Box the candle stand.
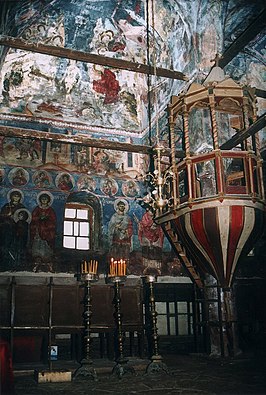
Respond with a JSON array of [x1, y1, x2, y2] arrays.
[[74, 272, 98, 381], [144, 275, 168, 374], [109, 275, 134, 379]]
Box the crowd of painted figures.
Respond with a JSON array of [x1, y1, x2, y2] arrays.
[[0, 189, 167, 273], [3, 166, 141, 198], [0, 190, 57, 269]]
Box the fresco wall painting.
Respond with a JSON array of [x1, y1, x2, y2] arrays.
[[0, 135, 183, 277], [0, 0, 265, 278]]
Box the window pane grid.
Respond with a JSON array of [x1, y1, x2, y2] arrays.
[[175, 302, 179, 336], [63, 206, 91, 250], [156, 301, 194, 336], [166, 302, 170, 335]]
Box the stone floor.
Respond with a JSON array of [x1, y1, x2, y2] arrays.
[[12, 352, 266, 395]]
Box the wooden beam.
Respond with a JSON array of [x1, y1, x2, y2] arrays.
[[0, 36, 188, 81], [0, 124, 185, 158], [220, 113, 266, 150], [219, 9, 266, 68], [0, 124, 152, 153]]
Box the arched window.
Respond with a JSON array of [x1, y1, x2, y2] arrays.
[[63, 191, 102, 251], [63, 203, 94, 250]]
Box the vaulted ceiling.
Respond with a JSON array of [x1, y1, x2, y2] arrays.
[[0, 0, 265, 149]]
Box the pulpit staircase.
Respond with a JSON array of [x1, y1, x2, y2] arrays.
[[164, 221, 203, 288]]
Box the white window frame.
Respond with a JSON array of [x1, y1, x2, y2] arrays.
[[63, 203, 93, 250]]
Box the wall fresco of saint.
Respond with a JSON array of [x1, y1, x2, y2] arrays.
[[0, 136, 184, 276]]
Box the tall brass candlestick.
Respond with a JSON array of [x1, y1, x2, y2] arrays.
[[74, 261, 98, 381], [107, 259, 134, 379], [144, 275, 168, 375]]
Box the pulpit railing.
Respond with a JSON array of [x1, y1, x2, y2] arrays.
[[152, 149, 264, 218]]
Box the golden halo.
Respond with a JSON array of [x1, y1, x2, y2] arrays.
[[14, 208, 32, 223], [36, 191, 54, 207], [7, 188, 24, 203], [114, 198, 129, 213]]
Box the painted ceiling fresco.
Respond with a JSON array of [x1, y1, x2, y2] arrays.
[[0, 0, 265, 144], [0, 0, 265, 275]]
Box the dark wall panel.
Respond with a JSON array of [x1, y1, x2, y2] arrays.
[[52, 285, 83, 327], [14, 285, 49, 327], [0, 286, 11, 326]]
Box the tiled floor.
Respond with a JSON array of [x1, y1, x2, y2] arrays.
[[11, 352, 266, 395]]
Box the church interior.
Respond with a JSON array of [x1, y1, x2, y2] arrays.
[[0, 1, 265, 394]]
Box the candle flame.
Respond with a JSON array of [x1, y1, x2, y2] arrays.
[[109, 258, 126, 277], [81, 259, 98, 274]]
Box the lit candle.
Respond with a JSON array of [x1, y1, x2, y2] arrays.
[[110, 257, 113, 276], [81, 260, 99, 275], [89, 259, 97, 274], [109, 258, 112, 276]]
